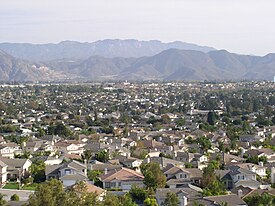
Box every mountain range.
[0,39,215,61]
[0,39,274,82]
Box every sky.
[0,0,275,56]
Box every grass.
[22,183,37,190]
[3,182,19,190]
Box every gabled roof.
[60,173,87,181]
[226,165,257,176]
[69,181,105,194]
[91,163,122,172]
[0,158,31,168]
[163,165,202,179]
[59,160,86,172]
[0,160,7,168]
[204,194,248,206]
[45,164,62,176]
[100,167,144,182]
[156,184,202,200]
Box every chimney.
[183,196,188,206]
[84,159,87,176]
[237,189,243,197]
[271,167,275,184]
[127,152,131,158]
[104,168,108,175]
[259,161,264,167]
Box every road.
[0,189,34,201]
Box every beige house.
[0,158,32,180]
[99,167,144,191]
[0,160,7,184]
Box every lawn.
[3,182,19,190]
[22,184,37,191]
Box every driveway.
[0,189,34,201]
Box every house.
[44,156,63,165]
[69,181,106,201]
[202,194,248,206]
[144,157,185,169]
[89,160,123,171]
[115,156,143,170]
[223,153,246,164]
[163,164,202,187]
[45,160,88,187]
[55,140,85,155]
[216,166,259,189]
[239,135,265,143]
[40,135,61,145]
[24,139,54,153]
[0,158,32,180]
[0,145,15,158]
[155,185,203,206]
[234,162,267,178]
[0,160,7,184]
[246,148,275,158]
[99,167,144,191]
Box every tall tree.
[141,162,166,190]
[207,111,216,125]
[95,150,109,163]
[161,192,179,206]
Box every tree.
[102,194,137,206]
[207,111,216,126]
[28,179,100,206]
[244,193,274,206]
[144,198,158,206]
[141,162,166,190]
[0,193,6,206]
[161,115,171,124]
[201,164,226,196]
[161,192,179,206]
[129,185,147,203]
[95,150,109,163]
[81,149,93,162]
[30,159,46,183]
[197,136,211,152]
[272,116,275,125]
[28,179,65,206]
[176,118,185,127]
[48,122,72,137]
[10,194,19,201]
[87,170,102,186]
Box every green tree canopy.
[161,192,179,206]
[141,162,166,190]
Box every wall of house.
[103,180,144,191]
[62,179,77,187]
[0,166,7,183]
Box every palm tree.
[81,149,93,162]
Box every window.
[65,169,71,175]
[105,182,110,188]
[180,174,187,179]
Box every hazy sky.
[1,0,275,55]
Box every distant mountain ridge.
[0,50,71,82]
[0,42,274,82]
[0,39,215,61]
[43,49,275,81]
